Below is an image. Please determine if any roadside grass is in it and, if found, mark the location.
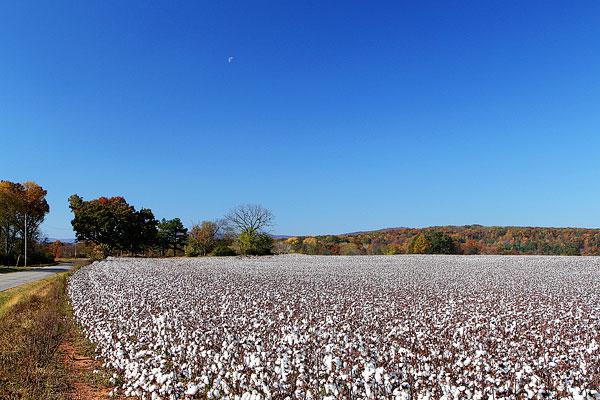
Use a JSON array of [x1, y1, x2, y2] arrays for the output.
[[0, 266, 33, 274], [0, 275, 60, 316], [0, 274, 70, 398], [0, 259, 113, 399]]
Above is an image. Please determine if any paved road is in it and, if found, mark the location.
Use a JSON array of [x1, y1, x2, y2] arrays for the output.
[[0, 264, 73, 291]]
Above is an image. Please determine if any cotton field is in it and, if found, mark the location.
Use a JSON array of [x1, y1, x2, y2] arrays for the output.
[[68, 255, 600, 400]]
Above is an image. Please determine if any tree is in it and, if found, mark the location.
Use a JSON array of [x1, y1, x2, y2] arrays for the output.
[[225, 205, 274, 256], [69, 195, 133, 252], [461, 239, 481, 255], [20, 182, 50, 246], [339, 242, 360, 255], [124, 208, 158, 254], [285, 237, 301, 253], [186, 220, 222, 256], [0, 181, 23, 258], [157, 218, 187, 256], [0, 181, 49, 265], [236, 229, 273, 256], [302, 237, 319, 254], [408, 234, 430, 254], [49, 240, 63, 259], [425, 231, 457, 254], [69, 195, 157, 255], [225, 204, 273, 234]]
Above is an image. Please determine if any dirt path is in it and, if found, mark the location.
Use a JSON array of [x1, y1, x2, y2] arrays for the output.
[[61, 341, 113, 400]]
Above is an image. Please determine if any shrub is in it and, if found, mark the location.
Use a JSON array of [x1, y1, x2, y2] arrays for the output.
[[89, 244, 110, 261], [29, 250, 55, 264], [211, 244, 237, 257], [236, 230, 273, 256], [184, 244, 200, 257]]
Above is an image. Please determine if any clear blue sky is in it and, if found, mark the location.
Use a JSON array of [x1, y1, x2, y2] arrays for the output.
[[2, 1, 600, 238]]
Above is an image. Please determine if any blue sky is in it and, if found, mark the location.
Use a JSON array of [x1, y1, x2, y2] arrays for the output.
[[1, 1, 600, 238]]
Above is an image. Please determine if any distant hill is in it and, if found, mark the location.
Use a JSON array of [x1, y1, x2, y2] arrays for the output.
[[276, 225, 600, 256], [47, 238, 77, 244]]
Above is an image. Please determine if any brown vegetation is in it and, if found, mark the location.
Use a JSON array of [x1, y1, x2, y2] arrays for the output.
[[0, 269, 113, 399], [0, 275, 69, 398]]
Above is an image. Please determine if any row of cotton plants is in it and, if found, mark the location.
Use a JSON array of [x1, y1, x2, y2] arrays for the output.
[[68, 254, 600, 399]]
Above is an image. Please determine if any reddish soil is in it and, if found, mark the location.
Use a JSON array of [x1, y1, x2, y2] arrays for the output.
[[61, 341, 113, 400]]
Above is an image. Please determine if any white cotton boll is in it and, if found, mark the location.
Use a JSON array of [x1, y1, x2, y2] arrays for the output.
[[68, 256, 600, 399], [185, 384, 199, 396], [588, 339, 598, 354]]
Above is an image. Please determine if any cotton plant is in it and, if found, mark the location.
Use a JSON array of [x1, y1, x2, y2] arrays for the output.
[[69, 255, 600, 399]]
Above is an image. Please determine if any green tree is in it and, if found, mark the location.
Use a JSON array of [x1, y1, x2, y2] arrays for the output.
[[225, 204, 274, 256], [0, 181, 24, 259], [157, 218, 188, 256], [69, 195, 157, 255], [124, 208, 158, 254], [236, 229, 273, 256], [425, 231, 457, 254]]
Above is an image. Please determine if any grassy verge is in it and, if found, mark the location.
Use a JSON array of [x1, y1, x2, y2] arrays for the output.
[[0, 274, 70, 398], [0, 261, 113, 399], [0, 266, 33, 274], [0, 275, 62, 316]]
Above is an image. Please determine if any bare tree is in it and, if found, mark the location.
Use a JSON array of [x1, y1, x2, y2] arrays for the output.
[[225, 204, 273, 234]]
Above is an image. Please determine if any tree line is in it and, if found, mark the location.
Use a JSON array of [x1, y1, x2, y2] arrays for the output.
[[5, 181, 600, 262], [278, 225, 600, 256], [68, 195, 274, 258]]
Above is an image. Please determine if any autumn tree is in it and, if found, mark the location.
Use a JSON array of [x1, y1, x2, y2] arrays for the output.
[[302, 237, 319, 254], [186, 220, 227, 256], [49, 240, 63, 259], [339, 242, 360, 255], [285, 237, 301, 253], [69, 195, 157, 255], [0, 181, 50, 264], [461, 239, 481, 255], [408, 234, 430, 254]]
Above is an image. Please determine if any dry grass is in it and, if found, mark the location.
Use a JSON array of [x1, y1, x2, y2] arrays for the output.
[[0, 275, 61, 316], [0, 268, 114, 400], [0, 274, 70, 399]]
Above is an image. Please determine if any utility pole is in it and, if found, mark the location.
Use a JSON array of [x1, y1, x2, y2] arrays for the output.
[[24, 214, 27, 268], [74, 239, 77, 258]]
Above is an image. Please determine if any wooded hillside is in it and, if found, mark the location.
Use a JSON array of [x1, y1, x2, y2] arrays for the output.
[[278, 225, 600, 256]]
